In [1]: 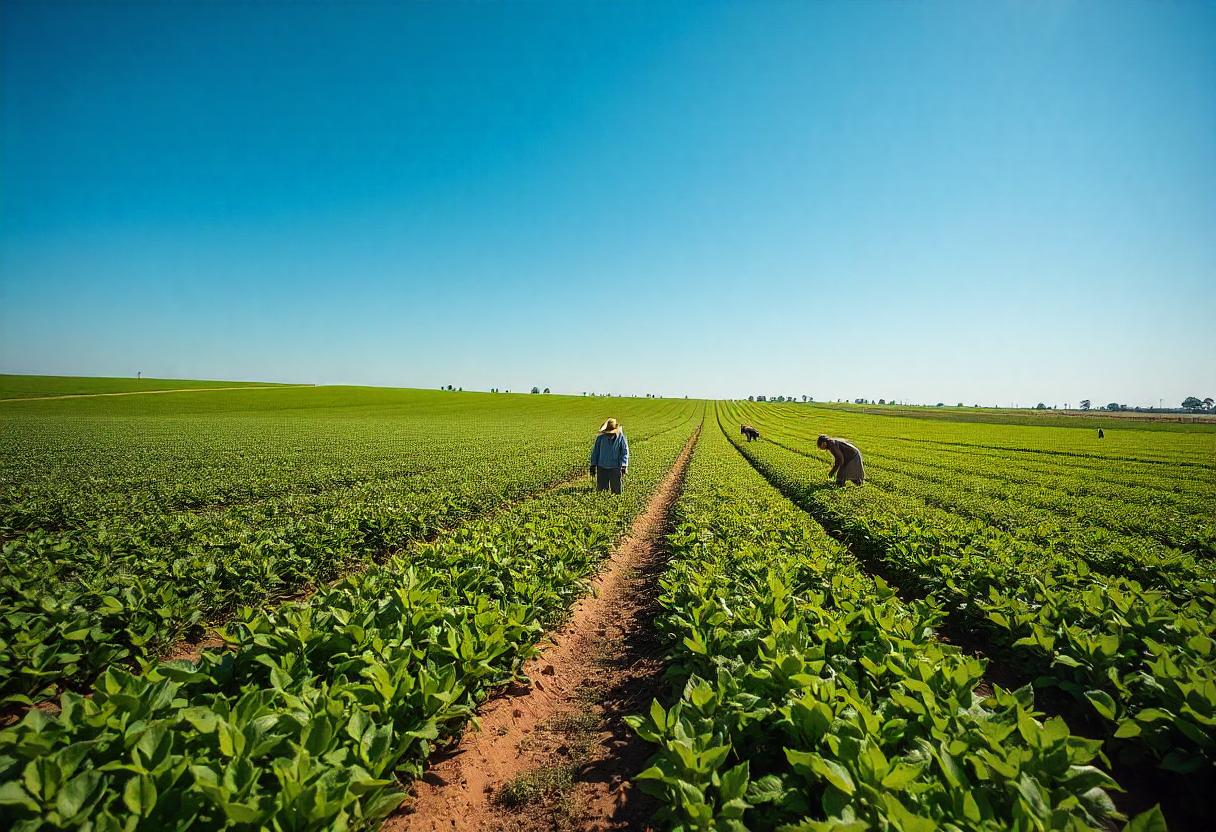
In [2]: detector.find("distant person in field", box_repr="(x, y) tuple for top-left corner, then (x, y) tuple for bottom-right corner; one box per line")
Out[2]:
(589, 418), (629, 495)
(740, 425), (760, 442)
(818, 434), (865, 486)
(1098, 428), (1104, 439)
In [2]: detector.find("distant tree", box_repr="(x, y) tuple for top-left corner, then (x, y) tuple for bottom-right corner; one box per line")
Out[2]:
(957, 402), (964, 408)
(1080, 399), (1091, 411)
(748, 395), (755, 402)
(1205, 397), (1215, 410)
(801, 395), (807, 402)
(543, 387), (550, 394)
(775, 395), (784, 402)
(1106, 402), (1120, 412)
(458, 387), (463, 392)
(935, 403), (945, 407)
(1182, 396), (1203, 410)
(1034, 403), (1047, 410)
(878, 398), (886, 405)
(531, 386), (540, 394)
(757, 395), (766, 402)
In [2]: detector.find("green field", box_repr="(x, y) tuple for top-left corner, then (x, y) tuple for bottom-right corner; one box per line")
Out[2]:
(813, 400), (1216, 433)
(633, 402), (1213, 830)
(0, 374), (297, 400)
(0, 380), (1211, 830)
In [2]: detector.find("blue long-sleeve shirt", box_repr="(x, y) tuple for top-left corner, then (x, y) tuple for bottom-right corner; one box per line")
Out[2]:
(590, 432), (630, 469)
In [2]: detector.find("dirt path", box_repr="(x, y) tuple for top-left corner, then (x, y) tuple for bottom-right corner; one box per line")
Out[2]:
(0, 384), (312, 403)
(387, 428), (700, 832)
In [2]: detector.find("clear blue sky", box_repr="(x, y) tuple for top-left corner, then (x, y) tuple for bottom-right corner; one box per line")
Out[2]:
(2, 1), (1213, 406)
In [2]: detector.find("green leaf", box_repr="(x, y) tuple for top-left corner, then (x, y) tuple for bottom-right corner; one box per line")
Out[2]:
(745, 773), (785, 805)
(881, 762), (922, 790)
(719, 761), (749, 803)
(123, 775), (157, 817)
(0, 781), (39, 812)
(1015, 772), (1050, 820)
(1125, 805), (1168, 832)
(182, 706), (220, 734)
(804, 753), (855, 796)
(55, 770), (100, 819)
(1083, 689), (1118, 721)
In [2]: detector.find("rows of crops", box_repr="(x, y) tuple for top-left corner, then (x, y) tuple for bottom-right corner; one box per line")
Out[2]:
(0, 388), (698, 709)
(713, 401), (1214, 825)
(0, 386), (703, 829)
(2, 382), (1210, 830)
(628, 419), (1164, 830)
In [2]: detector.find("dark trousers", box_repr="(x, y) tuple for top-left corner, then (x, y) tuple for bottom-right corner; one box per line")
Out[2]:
(595, 466), (622, 494)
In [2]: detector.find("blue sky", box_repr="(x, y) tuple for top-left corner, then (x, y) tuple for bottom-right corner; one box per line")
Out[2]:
(2, 1), (1213, 405)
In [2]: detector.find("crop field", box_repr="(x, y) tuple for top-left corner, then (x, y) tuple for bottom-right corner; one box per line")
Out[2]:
(0, 383), (702, 828)
(658, 401), (1212, 829)
(0, 383), (1211, 830)
(0, 374), (298, 400)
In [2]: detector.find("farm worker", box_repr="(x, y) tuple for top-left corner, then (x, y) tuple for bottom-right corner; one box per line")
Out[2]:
(817, 434), (864, 486)
(589, 418), (630, 494)
(1098, 428), (1104, 439)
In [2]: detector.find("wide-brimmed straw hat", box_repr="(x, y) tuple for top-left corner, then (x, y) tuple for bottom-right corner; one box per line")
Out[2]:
(599, 418), (620, 434)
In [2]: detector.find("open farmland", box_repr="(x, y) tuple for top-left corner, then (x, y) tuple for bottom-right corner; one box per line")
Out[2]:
(0, 386), (700, 707)
(0, 383), (1212, 830)
(703, 401), (1215, 827)
(0, 374), (300, 400)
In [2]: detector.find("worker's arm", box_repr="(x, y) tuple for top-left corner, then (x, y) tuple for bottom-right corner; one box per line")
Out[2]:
(620, 434), (630, 472)
(828, 445), (842, 476)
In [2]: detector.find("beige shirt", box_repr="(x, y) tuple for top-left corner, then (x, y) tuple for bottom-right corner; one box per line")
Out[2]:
(827, 439), (860, 466)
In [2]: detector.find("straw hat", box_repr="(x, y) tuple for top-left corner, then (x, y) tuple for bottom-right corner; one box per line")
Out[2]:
(599, 418), (620, 434)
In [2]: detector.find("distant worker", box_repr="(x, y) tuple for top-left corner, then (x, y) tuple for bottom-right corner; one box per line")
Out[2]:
(818, 434), (865, 486)
(1098, 428), (1104, 439)
(589, 418), (630, 494)
(740, 425), (760, 442)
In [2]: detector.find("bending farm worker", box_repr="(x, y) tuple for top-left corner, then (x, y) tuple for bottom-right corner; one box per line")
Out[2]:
(817, 434), (865, 486)
(589, 418), (630, 494)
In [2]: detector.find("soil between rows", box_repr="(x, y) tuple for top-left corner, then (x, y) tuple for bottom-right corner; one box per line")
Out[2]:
(386, 427), (700, 832)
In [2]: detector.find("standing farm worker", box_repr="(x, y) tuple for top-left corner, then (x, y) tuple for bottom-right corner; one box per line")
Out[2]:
(589, 418), (630, 494)
(818, 434), (864, 486)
